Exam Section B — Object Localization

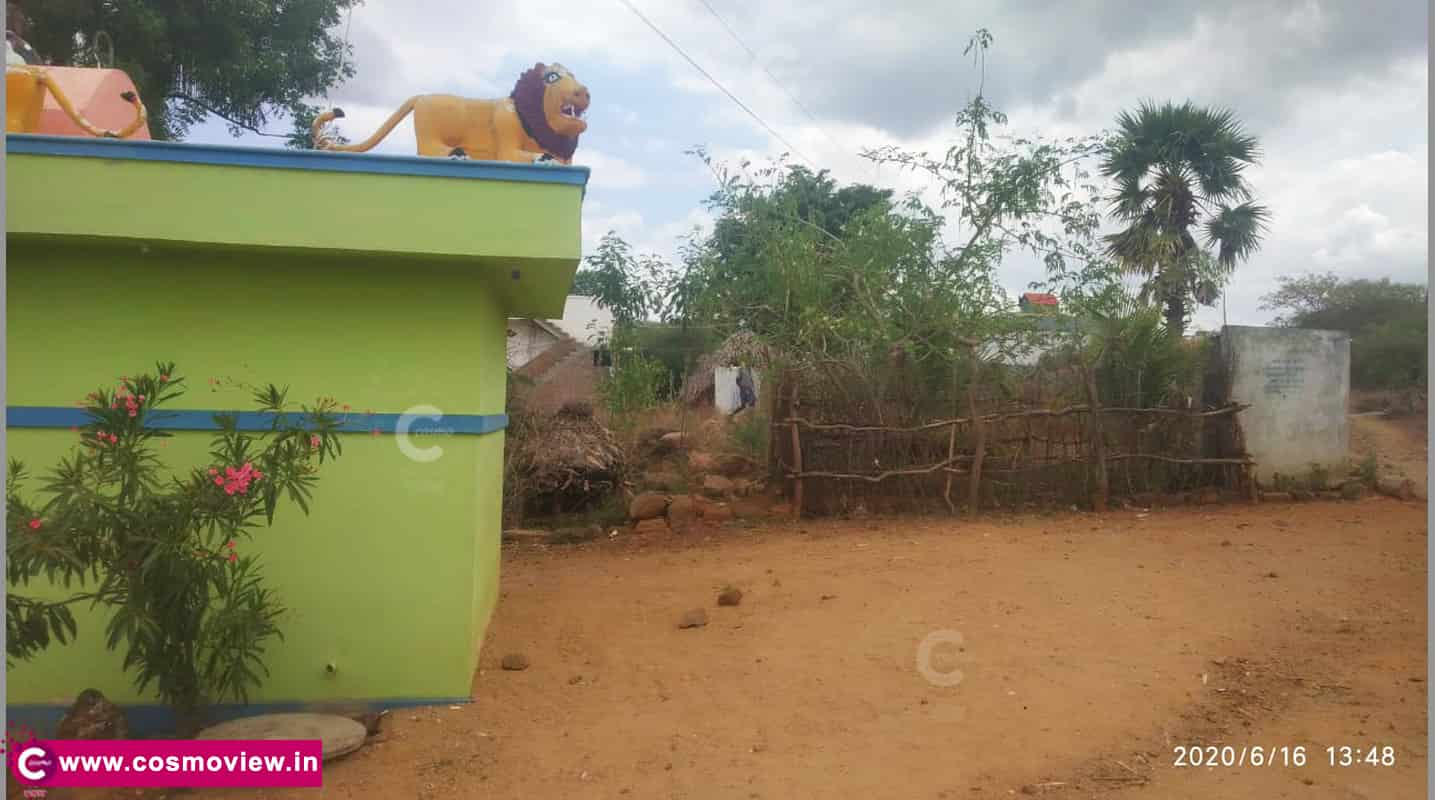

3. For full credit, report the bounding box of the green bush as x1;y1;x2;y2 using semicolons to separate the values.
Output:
6;362;344;734
731;412;768;460
597;334;667;424
632;323;719;399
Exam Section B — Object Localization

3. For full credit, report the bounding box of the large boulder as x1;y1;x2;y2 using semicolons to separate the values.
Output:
629;492;671;521
688;451;718;472
667;495;702;532
714;454;755;477
658;431;691;450
1375;476;1416;500
637;427;675;452
701;475;735;498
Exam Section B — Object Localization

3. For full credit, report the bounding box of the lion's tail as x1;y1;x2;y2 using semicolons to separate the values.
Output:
311;97;418;152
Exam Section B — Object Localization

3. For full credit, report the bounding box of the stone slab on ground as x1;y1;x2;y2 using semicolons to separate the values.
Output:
197;713;367;761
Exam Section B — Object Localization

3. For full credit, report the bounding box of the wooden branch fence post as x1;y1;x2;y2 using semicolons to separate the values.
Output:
1082;364;1109;512
965;354;986;514
789;381;803;519
942;420;957;514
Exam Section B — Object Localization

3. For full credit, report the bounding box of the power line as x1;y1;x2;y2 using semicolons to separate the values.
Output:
616;0;816;167
692;0;844;153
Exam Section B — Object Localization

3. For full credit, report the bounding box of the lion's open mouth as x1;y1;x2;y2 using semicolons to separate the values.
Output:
560;103;586;120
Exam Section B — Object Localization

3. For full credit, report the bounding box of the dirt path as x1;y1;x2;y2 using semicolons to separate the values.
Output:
1350;413;1428;498
152;497;1426;800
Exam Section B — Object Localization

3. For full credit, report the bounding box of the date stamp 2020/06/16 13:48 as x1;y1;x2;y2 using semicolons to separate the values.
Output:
1172;744;1397;769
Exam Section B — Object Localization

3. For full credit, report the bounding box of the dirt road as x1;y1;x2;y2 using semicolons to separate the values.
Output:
1350;413;1428;498
153;496;1427;800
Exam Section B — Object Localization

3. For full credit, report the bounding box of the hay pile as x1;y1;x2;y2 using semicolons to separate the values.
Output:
679;331;773;405
508;401;625;515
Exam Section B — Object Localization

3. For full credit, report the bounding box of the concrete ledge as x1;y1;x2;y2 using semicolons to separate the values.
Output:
7;697;471;739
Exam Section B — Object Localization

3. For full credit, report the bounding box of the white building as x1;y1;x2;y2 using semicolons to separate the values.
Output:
505;295;614;369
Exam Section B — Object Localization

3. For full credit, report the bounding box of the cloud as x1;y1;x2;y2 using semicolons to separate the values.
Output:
572;149;649;190
203;0;1424;334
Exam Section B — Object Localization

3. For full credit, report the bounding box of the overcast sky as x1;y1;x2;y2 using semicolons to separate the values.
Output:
192;0;1429;329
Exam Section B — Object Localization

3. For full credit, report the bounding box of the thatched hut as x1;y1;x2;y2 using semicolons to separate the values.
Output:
507;401;625;517
679;331;774;406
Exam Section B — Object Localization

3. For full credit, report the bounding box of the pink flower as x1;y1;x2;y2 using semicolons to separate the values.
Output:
108;434;118;443
224;486;237;496
128;410;137;417
309;434;321;449
208;468;219;476
159;375;170;383
27;518;41;530
226;540;236;550
227;552;238;564
214;477;224;486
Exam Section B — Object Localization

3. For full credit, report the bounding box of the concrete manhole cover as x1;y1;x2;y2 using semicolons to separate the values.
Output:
197;713;366;761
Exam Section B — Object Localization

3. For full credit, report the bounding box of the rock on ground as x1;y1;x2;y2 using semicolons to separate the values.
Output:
1376;477;1417;500
717;587;743;606
667;496;701;532
501;653;531;671
659;431;691;450
701;475;735;498
629;492;671;521
678;608;708;629
688;451;718;472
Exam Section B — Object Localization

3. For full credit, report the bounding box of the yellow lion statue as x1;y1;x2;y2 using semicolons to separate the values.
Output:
311;62;589;165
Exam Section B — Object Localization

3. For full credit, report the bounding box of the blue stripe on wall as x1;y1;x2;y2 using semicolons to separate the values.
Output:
6;133;591;189
7;697;472;739
7;407;507;436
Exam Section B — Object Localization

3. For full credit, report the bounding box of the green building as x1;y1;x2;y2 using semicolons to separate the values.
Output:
5;134;588;733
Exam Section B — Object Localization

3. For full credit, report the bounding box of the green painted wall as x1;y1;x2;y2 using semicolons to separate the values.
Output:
7;240;509;706
7;150;583;319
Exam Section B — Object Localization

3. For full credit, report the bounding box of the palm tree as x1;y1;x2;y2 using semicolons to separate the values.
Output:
1101;101;1271;335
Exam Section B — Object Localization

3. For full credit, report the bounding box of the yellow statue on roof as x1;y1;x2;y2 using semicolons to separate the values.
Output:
311;62;589;165
5;18;148;138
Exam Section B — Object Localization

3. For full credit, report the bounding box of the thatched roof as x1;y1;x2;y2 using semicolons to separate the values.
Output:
679;331;773;405
518;404;622;477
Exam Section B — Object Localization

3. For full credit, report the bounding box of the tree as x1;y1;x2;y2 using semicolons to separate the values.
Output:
1261;272;1428;389
13;0;359;142
1101;100;1271;335
671;160;894;330
571;231;664;326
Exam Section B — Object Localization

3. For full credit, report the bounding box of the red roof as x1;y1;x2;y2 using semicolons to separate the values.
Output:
1021;292;1059;306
